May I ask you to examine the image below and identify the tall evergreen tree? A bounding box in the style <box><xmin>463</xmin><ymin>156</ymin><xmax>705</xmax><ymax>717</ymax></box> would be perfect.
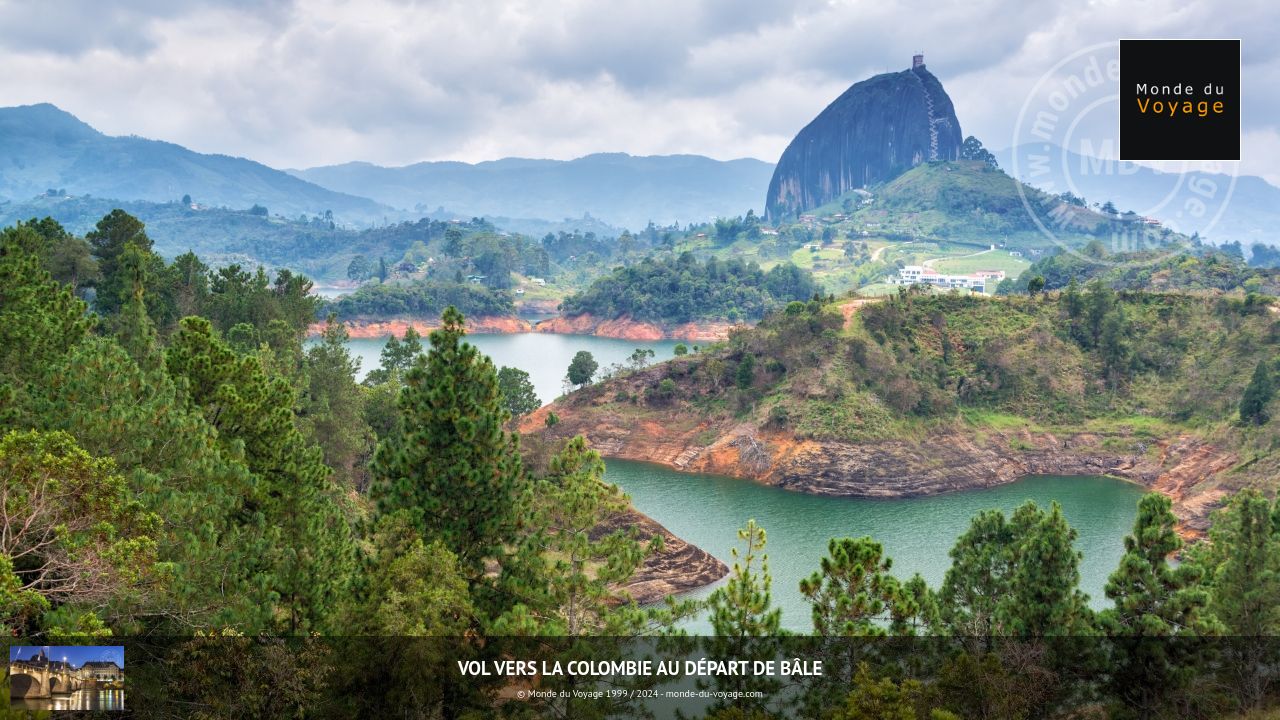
<box><xmin>167</xmin><ymin>317</ymin><xmax>355</xmax><ymax>632</ymax></box>
<box><xmin>0</xmin><ymin>226</ymin><xmax>95</xmax><ymax>426</ymax></box>
<box><xmin>1201</xmin><ymin>490</ymin><xmax>1280</xmax><ymax>636</ymax></box>
<box><xmin>800</xmin><ymin>536</ymin><xmax>936</xmax><ymax>636</ymax></box>
<box><xmin>1194</xmin><ymin>490</ymin><xmax>1280</xmax><ymax>710</ymax></box>
<box><xmin>37</xmin><ymin>337</ymin><xmax>270</xmax><ymax>631</ymax></box>
<box><xmin>112</xmin><ymin>242</ymin><xmax>163</xmax><ymax>371</ymax></box>
<box><xmin>1100</xmin><ymin>493</ymin><xmax>1219</xmax><ymax>717</ymax></box>
<box><xmin>370</xmin><ymin>307</ymin><xmax>526</xmax><ymax>571</ymax></box>
<box><xmin>996</xmin><ymin>502</ymin><xmax>1093</xmax><ymax>636</ymax></box>
<box><xmin>1102</xmin><ymin>493</ymin><xmax>1214</xmax><ymax>635</ymax></box>
<box><xmin>300</xmin><ymin>315</ymin><xmax>374</xmax><ymax>489</ymax></box>
<box><xmin>1239</xmin><ymin>360</ymin><xmax>1274</xmax><ymax>425</ymax></box>
<box><xmin>86</xmin><ymin>209</ymin><xmax>152</xmax><ymax>315</ymax></box>
<box><xmin>939</xmin><ymin>509</ymin><xmax>1017</xmax><ymax>636</ymax></box>
<box><xmin>495</xmin><ymin>436</ymin><xmax>671</xmax><ymax>635</ymax></box>
<box><xmin>707</xmin><ymin>519</ymin><xmax>782</xmax><ymax>638</ymax></box>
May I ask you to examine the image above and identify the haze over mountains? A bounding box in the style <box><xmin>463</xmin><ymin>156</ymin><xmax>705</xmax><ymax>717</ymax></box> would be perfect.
<box><xmin>291</xmin><ymin>154</ymin><xmax>774</xmax><ymax>231</ymax></box>
<box><xmin>2</xmin><ymin>101</ymin><xmax>1278</xmax><ymax>251</ymax></box>
<box><xmin>995</xmin><ymin>144</ymin><xmax>1280</xmax><ymax>250</ymax></box>
<box><xmin>0</xmin><ymin>103</ymin><xmax>773</xmax><ymax>232</ymax></box>
<box><xmin>0</xmin><ymin>104</ymin><xmax>391</xmax><ymax>223</ymax></box>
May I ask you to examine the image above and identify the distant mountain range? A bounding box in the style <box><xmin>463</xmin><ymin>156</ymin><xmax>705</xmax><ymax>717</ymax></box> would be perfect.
<box><xmin>995</xmin><ymin>144</ymin><xmax>1280</xmax><ymax>250</ymax></box>
<box><xmin>0</xmin><ymin>104</ymin><xmax>392</xmax><ymax>223</ymax></box>
<box><xmin>289</xmin><ymin>153</ymin><xmax>775</xmax><ymax>231</ymax></box>
<box><xmin>0</xmin><ymin>103</ymin><xmax>774</xmax><ymax>232</ymax></box>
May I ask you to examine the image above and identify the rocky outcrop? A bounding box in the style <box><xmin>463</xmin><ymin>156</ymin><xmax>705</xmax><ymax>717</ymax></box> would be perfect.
<box><xmin>534</xmin><ymin>314</ymin><xmax>742</xmax><ymax>342</ymax></box>
<box><xmin>315</xmin><ymin>315</ymin><xmax>531</xmax><ymax>338</ymax></box>
<box><xmin>766</xmin><ymin>61</ymin><xmax>962</xmax><ymax>220</ymax></box>
<box><xmin>604</xmin><ymin>508</ymin><xmax>728</xmax><ymax>604</ymax></box>
<box><xmin>521</xmin><ymin>401</ymin><xmax>1238</xmax><ymax>541</ymax></box>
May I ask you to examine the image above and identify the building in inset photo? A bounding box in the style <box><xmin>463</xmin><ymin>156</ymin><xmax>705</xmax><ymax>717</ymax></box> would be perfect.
<box><xmin>8</xmin><ymin>646</ymin><xmax>125</xmax><ymax>712</ymax></box>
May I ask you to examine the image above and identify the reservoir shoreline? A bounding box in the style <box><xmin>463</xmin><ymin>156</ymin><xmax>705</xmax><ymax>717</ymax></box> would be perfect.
<box><xmin>311</xmin><ymin>315</ymin><xmax>740</xmax><ymax>342</ymax></box>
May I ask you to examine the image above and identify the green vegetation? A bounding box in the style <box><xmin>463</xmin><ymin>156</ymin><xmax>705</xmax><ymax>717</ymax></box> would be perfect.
<box><xmin>0</xmin><ymin>210</ymin><xmax>688</xmax><ymax>649</ymax></box>
<box><xmin>1007</xmin><ymin>240</ymin><xmax>1280</xmax><ymax>295</ymax></box>
<box><xmin>595</xmin><ymin>287</ymin><xmax>1279</xmax><ymax>442</ymax></box>
<box><xmin>567</xmin><ymin>350</ymin><xmax>598</xmax><ymax>388</ymax></box>
<box><xmin>560</xmin><ymin>252</ymin><xmax>820</xmax><ymax>323</ymax></box>
<box><xmin>327</xmin><ymin>278</ymin><xmax>515</xmax><ymax>319</ymax></box>
<box><xmin>10</xmin><ymin>207</ymin><xmax>1280</xmax><ymax>716</ymax></box>
<box><xmin>497</xmin><ymin>366</ymin><xmax>541</xmax><ymax>417</ymax></box>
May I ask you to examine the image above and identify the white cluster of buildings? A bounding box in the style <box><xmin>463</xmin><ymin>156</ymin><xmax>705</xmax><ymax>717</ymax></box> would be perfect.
<box><xmin>893</xmin><ymin>265</ymin><xmax>1006</xmax><ymax>294</ymax></box>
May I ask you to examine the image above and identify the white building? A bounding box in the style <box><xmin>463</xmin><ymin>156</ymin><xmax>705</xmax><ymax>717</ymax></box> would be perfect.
<box><xmin>895</xmin><ymin>265</ymin><xmax>1006</xmax><ymax>294</ymax></box>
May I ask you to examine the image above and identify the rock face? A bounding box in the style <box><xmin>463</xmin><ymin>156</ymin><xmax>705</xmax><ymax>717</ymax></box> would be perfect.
<box><xmin>315</xmin><ymin>315</ymin><xmax>531</xmax><ymax>338</ymax></box>
<box><xmin>520</xmin><ymin>380</ymin><xmax>1238</xmax><ymax>541</ymax></box>
<box><xmin>765</xmin><ymin>61</ymin><xmax>963</xmax><ymax>220</ymax></box>
<box><xmin>605</xmin><ymin>508</ymin><xmax>728</xmax><ymax>604</ymax></box>
<box><xmin>534</xmin><ymin>314</ymin><xmax>741</xmax><ymax>342</ymax></box>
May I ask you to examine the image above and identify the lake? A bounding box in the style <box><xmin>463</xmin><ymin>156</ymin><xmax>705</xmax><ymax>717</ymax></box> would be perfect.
<box><xmin>339</xmin><ymin>334</ymin><xmax>682</xmax><ymax>406</ymax></box>
<box><xmin>337</xmin><ymin>332</ymin><xmax>1146</xmax><ymax>633</ymax></box>
<box><xmin>606</xmin><ymin>460</ymin><xmax>1145</xmax><ymax>633</ymax></box>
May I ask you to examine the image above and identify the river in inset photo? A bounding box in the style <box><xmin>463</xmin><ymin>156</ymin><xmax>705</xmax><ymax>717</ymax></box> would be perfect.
<box><xmin>10</xmin><ymin>689</ymin><xmax>126</xmax><ymax>712</ymax></box>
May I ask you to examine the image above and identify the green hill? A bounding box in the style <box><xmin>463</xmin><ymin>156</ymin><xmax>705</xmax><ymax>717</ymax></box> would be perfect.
<box><xmin>530</xmin><ymin>289</ymin><xmax>1280</xmax><ymax>534</ymax></box>
<box><xmin>810</xmin><ymin>160</ymin><xmax>1176</xmax><ymax>257</ymax></box>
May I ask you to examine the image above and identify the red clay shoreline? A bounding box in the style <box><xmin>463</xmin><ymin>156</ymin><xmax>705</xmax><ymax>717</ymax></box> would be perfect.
<box><xmin>312</xmin><ymin>313</ymin><xmax>742</xmax><ymax>342</ymax></box>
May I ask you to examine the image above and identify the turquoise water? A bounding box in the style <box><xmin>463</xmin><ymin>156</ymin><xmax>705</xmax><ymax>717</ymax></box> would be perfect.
<box><xmin>338</xmin><ymin>334</ymin><xmax>681</xmax><ymax>406</ymax></box>
<box><xmin>604</xmin><ymin>460</ymin><xmax>1146</xmax><ymax>633</ymax></box>
<box><xmin>336</xmin><ymin>332</ymin><xmax>1145</xmax><ymax>634</ymax></box>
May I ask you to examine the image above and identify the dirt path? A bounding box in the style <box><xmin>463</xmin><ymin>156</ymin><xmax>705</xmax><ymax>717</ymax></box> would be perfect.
<box><xmin>923</xmin><ymin>247</ymin><xmax>991</xmax><ymax>269</ymax></box>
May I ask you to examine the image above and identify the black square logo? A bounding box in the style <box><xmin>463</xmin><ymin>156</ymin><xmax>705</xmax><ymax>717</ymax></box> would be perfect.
<box><xmin>1120</xmin><ymin>39</ymin><xmax>1240</xmax><ymax>161</ymax></box>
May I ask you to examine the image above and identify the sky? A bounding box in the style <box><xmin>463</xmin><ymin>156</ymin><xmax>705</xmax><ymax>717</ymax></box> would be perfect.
<box><xmin>2</xmin><ymin>0</ymin><xmax>1278</xmax><ymax>183</ymax></box>
<box><xmin>10</xmin><ymin>646</ymin><xmax>125</xmax><ymax>668</ymax></box>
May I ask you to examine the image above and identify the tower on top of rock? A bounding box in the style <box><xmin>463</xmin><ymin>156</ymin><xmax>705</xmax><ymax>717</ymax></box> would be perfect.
<box><xmin>912</xmin><ymin>53</ymin><xmax>925</xmax><ymax>70</ymax></box>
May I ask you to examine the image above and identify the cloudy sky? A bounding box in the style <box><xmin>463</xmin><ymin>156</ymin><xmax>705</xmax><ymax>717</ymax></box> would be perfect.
<box><xmin>3</xmin><ymin>0</ymin><xmax>1278</xmax><ymax>182</ymax></box>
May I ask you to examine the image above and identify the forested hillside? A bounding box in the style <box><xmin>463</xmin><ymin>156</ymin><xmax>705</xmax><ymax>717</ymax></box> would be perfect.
<box><xmin>9</xmin><ymin>210</ymin><xmax>1280</xmax><ymax>717</ymax></box>
<box><xmin>1006</xmin><ymin>240</ymin><xmax>1280</xmax><ymax>295</ymax></box>
<box><xmin>559</xmin><ymin>253</ymin><xmax>820</xmax><ymax>323</ymax></box>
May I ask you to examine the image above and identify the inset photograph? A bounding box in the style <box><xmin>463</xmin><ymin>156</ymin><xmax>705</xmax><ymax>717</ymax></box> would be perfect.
<box><xmin>8</xmin><ymin>646</ymin><xmax>125</xmax><ymax>712</ymax></box>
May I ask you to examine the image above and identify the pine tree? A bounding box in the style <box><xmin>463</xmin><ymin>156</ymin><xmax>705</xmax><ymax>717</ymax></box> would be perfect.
<box><xmin>702</xmin><ymin>519</ymin><xmax>786</xmax><ymax>719</ymax></box>
<box><xmin>37</xmin><ymin>336</ymin><xmax>272</xmax><ymax>631</ymax></box>
<box><xmin>382</xmin><ymin>326</ymin><xmax>423</xmax><ymax>373</ymax></box>
<box><xmin>707</xmin><ymin>519</ymin><xmax>782</xmax><ymax>638</ymax></box>
<box><xmin>1202</xmin><ymin>490</ymin><xmax>1280</xmax><ymax>636</ymax></box>
<box><xmin>300</xmin><ymin>315</ymin><xmax>374</xmax><ymax>489</ymax></box>
<box><xmin>86</xmin><ymin>209</ymin><xmax>152</xmax><ymax>315</ymax></box>
<box><xmin>167</xmin><ymin>317</ymin><xmax>356</xmax><ymax>632</ymax></box>
<box><xmin>1194</xmin><ymin>490</ymin><xmax>1280</xmax><ymax>710</ymax></box>
<box><xmin>801</xmin><ymin>536</ymin><xmax>934</xmax><ymax>636</ymax></box>
<box><xmin>0</xmin><ymin>226</ymin><xmax>95</xmax><ymax>425</ymax></box>
<box><xmin>1100</xmin><ymin>493</ymin><xmax>1218</xmax><ymax>717</ymax></box>
<box><xmin>939</xmin><ymin>509</ymin><xmax>1017</xmax><ymax>636</ymax></box>
<box><xmin>112</xmin><ymin>242</ymin><xmax>163</xmax><ymax>371</ymax></box>
<box><xmin>496</xmin><ymin>436</ymin><xmax>670</xmax><ymax>635</ymax></box>
<box><xmin>996</xmin><ymin>502</ymin><xmax>1093</xmax><ymax>636</ymax></box>
<box><xmin>1239</xmin><ymin>360</ymin><xmax>1274</xmax><ymax>425</ymax></box>
<box><xmin>370</xmin><ymin>306</ymin><xmax>526</xmax><ymax>570</ymax></box>
<box><xmin>1102</xmin><ymin>493</ymin><xmax>1213</xmax><ymax>635</ymax></box>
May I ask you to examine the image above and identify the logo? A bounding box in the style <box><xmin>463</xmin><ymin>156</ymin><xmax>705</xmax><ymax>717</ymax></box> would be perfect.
<box><xmin>1011</xmin><ymin>41</ymin><xmax>1238</xmax><ymax>266</ymax></box>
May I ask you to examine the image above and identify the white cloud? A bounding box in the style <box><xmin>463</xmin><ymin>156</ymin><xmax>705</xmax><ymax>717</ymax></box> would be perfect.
<box><xmin>0</xmin><ymin>0</ymin><xmax>1276</xmax><ymax>174</ymax></box>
